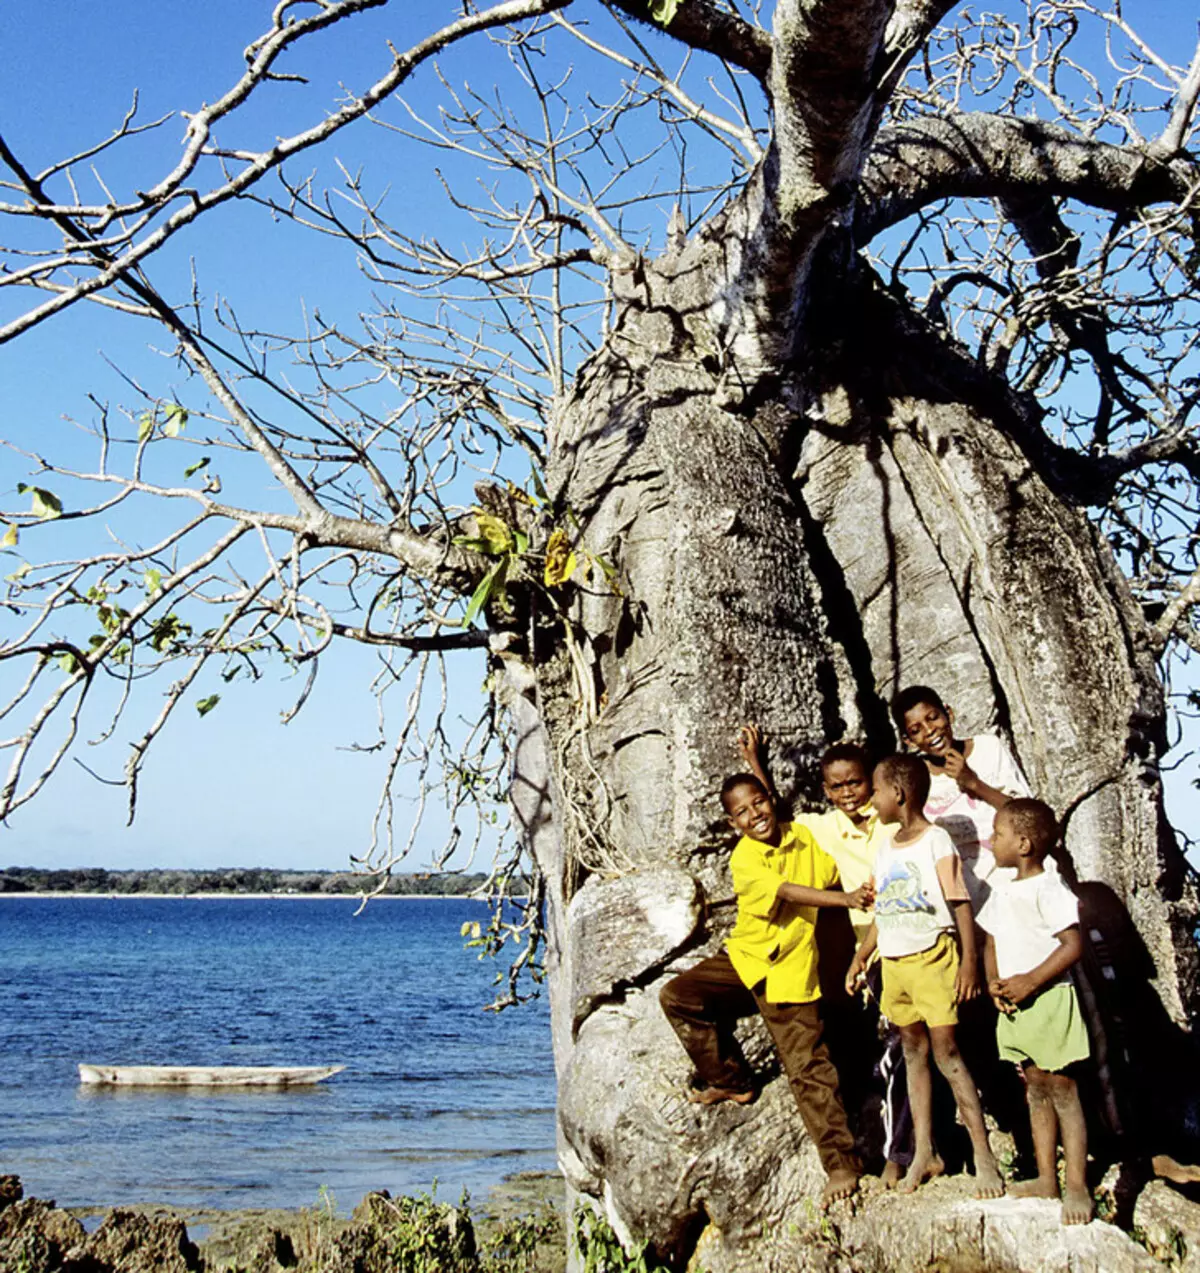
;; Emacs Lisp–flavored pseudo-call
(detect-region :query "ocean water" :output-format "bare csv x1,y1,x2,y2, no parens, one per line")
0,896,557,1212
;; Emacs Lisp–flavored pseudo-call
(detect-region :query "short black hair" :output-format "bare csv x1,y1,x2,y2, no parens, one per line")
720,772,768,812
874,753,931,807
999,798,1058,861
891,684,947,733
820,741,872,774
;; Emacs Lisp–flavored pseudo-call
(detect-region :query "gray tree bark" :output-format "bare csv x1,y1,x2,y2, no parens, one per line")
511,211,1199,1270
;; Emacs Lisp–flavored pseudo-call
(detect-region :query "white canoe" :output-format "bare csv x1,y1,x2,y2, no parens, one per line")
78,1063,345,1087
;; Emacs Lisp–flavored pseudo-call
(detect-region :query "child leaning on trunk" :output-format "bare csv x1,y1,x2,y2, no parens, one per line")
978,798,1093,1224
737,725,914,1180
846,754,1005,1198
658,769,871,1209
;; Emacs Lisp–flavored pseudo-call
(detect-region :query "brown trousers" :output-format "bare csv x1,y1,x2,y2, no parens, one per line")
659,950,859,1175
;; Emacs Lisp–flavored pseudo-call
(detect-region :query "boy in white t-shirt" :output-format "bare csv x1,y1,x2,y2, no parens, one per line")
977,799,1092,1225
846,754,1004,1199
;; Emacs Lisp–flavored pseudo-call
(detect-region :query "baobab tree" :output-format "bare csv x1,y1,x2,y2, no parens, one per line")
2,1,1199,1267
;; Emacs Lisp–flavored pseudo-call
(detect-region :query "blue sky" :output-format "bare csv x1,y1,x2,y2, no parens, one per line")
1,2,1197,870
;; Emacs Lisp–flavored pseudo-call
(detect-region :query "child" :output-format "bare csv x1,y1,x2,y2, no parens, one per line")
738,725,912,1182
891,686,1031,906
736,726,878,944
977,799,1093,1225
659,772,872,1208
846,754,1004,1198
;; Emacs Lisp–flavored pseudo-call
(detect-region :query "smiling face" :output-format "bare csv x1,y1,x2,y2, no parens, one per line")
724,780,780,845
901,699,955,758
823,758,871,818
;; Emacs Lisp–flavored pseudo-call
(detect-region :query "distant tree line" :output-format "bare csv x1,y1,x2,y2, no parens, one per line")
0,867,501,896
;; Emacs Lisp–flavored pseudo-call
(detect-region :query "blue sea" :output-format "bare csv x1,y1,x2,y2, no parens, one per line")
0,896,557,1212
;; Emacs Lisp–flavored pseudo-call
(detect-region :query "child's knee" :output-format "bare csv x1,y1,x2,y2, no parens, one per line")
899,1025,929,1063
929,1027,961,1072
1024,1076,1054,1108
659,978,684,1015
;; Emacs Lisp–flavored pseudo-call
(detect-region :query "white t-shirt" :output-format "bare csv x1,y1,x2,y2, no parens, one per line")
873,824,969,959
975,868,1079,982
925,733,1031,906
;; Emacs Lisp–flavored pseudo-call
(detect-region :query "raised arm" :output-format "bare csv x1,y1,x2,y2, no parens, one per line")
736,723,778,801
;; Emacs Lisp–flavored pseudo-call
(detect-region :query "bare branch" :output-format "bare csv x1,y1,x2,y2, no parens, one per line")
858,112,1200,241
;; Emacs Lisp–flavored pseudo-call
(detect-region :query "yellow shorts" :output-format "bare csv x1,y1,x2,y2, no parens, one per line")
880,932,959,1028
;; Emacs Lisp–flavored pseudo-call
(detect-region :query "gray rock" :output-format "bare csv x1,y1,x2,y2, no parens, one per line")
0,1175,22,1212
0,1196,86,1273
69,1208,202,1272
565,868,703,1032
743,1177,1159,1273
1133,1181,1200,1270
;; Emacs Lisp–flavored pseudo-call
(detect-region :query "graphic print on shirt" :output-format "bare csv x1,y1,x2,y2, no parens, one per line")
876,859,935,920
875,856,948,950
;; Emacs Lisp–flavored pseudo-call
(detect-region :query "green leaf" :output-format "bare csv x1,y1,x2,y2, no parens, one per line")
5,561,31,583
57,651,78,674
645,0,680,23
1,523,17,548
137,411,155,442
143,568,163,595
195,694,221,718
27,487,62,520
512,529,529,554
463,560,504,627
530,467,551,507
184,457,210,479
451,536,493,553
162,404,188,437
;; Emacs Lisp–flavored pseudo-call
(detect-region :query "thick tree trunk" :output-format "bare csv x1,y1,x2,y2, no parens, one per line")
513,237,1199,1270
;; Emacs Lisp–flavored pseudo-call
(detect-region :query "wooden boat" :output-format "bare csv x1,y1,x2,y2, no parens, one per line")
78,1063,345,1087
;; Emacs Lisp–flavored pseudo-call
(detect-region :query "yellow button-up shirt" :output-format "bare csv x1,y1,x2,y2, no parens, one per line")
795,807,889,940
726,822,839,1004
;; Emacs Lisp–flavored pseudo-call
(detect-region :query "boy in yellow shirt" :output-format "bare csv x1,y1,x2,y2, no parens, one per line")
659,772,871,1208
738,725,913,1181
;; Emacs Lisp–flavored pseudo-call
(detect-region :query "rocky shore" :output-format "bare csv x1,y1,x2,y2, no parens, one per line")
7,1163,1200,1271
0,1171,566,1272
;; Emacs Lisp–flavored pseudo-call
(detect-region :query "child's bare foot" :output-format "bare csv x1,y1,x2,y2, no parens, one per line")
897,1152,944,1194
1152,1155,1200,1185
821,1168,860,1209
1008,1177,1058,1200
687,1085,756,1106
1062,1186,1094,1226
881,1160,905,1189
973,1159,1006,1200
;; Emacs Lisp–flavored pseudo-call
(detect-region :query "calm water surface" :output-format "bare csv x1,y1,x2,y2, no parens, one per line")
0,897,556,1211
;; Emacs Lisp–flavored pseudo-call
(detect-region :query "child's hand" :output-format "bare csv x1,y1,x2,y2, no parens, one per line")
995,973,1037,1006
987,978,1016,1015
942,747,979,794
955,961,981,1003
845,883,874,911
736,723,764,766
845,961,865,997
